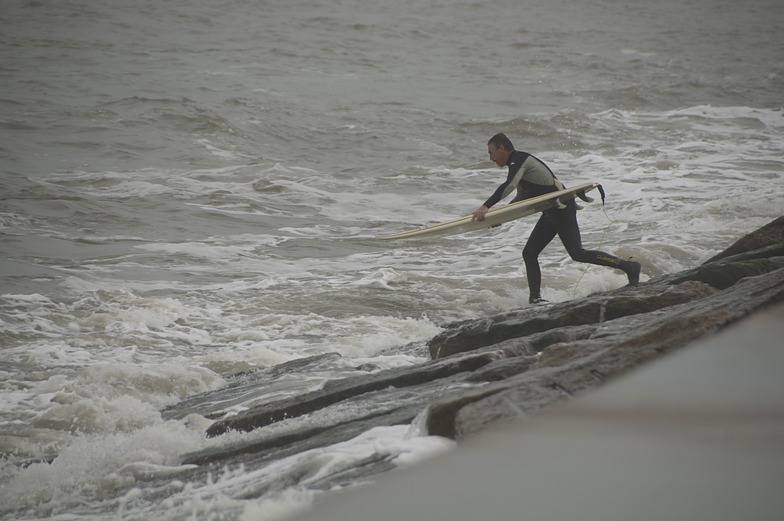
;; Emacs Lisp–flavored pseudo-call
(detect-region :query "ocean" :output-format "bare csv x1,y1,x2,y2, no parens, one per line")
1,0,782,519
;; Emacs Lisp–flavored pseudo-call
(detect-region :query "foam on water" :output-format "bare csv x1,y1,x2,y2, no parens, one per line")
2,0,783,517
0,421,208,519
3,102,781,518
1,411,453,521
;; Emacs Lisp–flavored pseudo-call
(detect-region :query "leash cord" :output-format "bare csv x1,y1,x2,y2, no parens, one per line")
571,188,619,298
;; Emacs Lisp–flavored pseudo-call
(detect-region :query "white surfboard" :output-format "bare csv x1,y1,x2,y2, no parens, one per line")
377,182,602,240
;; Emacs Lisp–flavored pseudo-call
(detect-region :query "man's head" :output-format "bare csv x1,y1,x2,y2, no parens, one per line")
487,133,514,167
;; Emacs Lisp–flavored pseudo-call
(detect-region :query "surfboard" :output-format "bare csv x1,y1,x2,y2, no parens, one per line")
377,182,602,240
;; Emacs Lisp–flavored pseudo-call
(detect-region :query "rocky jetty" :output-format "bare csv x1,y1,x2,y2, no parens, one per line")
162,217,784,491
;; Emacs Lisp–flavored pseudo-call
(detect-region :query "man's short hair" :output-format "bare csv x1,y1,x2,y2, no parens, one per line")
488,133,514,151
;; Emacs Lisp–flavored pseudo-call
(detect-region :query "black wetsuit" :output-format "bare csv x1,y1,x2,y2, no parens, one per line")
483,150,631,301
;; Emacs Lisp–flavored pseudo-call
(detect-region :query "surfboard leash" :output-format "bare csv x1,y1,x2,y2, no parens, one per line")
572,183,619,298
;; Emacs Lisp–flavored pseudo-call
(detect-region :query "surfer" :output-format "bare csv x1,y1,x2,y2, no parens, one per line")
472,133,641,304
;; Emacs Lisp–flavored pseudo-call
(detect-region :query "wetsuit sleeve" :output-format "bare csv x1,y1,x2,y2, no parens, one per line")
483,165,525,208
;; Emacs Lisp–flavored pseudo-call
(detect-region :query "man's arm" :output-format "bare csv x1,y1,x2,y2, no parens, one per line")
472,168,523,221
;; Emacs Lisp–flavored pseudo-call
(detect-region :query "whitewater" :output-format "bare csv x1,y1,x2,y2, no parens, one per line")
1,0,782,519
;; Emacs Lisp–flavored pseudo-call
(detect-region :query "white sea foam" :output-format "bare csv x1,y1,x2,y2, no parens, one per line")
0,420,208,518
2,0,783,518
219,425,453,521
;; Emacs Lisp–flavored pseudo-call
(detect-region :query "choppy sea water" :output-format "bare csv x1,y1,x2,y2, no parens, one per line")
1,0,783,519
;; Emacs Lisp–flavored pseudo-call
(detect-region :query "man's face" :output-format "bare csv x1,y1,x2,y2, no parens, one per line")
487,144,509,167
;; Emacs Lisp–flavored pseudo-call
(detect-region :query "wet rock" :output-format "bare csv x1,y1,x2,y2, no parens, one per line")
165,216,783,495
666,246,784,289
427,281,717,359
435,267,783,440
704,215,784,263
163,352,348,422
203,350,501,438
184,404,418,467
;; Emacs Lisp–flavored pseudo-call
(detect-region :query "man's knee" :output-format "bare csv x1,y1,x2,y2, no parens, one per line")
568,248,590,263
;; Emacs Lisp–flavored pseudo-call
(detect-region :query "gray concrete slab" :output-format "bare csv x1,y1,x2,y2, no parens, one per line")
293,303,784,521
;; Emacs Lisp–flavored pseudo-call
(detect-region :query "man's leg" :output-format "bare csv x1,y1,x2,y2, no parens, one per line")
523,213,558,302
555,208,641,286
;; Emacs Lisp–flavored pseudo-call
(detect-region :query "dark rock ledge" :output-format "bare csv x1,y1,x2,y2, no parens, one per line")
162,216,784,490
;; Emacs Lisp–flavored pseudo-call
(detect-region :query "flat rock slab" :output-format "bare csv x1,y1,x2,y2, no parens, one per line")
155,216,784,504
291,302,784,521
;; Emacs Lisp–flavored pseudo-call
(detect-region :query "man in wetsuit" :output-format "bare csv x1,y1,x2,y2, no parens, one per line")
472,133,641,304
